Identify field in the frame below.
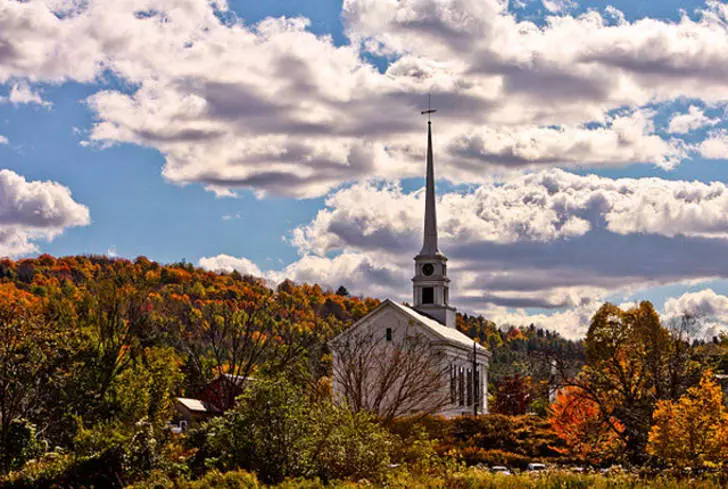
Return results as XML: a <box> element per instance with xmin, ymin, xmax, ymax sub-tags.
<box><xmin>126</xmin><ymin>468</ymin><xmax>728</xmax><ymax>489</ymax></box>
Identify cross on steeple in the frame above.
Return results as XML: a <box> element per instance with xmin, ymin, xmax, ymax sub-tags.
<box><xmin>421</xmin><ymin>93</ymin><xmax>437</xmax><ymax>122</ymax></box>
<box><xmin>419</xmin><ymin>94</ymin><xmax>439</xmax><ymax>257</ymax></box>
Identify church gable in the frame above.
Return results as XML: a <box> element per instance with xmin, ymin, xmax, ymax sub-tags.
<box><xmin>329</xmin><ymin>299</ymin><xmax>443</xmax><ymax>348</ymax></box>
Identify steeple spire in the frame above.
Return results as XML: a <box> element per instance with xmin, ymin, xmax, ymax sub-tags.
<box><xmin>413</xmin><ymin>97</ymin><xmax>456</xmax><ymax>328</ymax></box>
<box><xmin>420</xmin><ymin>120</ymin><xmax>440</xmax><ymax>256</ymax></box>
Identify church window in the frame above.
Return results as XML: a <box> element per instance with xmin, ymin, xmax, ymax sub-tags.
<box><xmin>458</xmin><ymin>367</ymin><xmax>465</xmax><ymax>406</ymax></box>
<box><xmin>474</xmin><ymin>367</ymin><xmax>480</xmax><ymax>408</ymax></box>
<box><xmin>386</xmin><ymin>328</ymin><xmax>392</xmax><ymax>342</ymax></box>
<box><xmin>444</xmin><ymin>288</ymin><xmax>449</xmax><ymax>304</ymax></box>
<box><xmin>422</xmin><ymin>287</ymin><xmax>434</xmax><ymax>304</ymax></box>
<box><xmin>467</xmin><ymin>368</ymin><xmax>473</xmax><ymax>406</ymax></box>
<box><xmin>450</xmin><ymin>365</ymin><xmax>457</xmax><ymax>404</ymax></box>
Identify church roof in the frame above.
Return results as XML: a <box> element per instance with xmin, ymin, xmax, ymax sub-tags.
<box><xmin>386</xmin><ymin>300</ymin><xmax>488</xmax><ymax>354</ymax></box>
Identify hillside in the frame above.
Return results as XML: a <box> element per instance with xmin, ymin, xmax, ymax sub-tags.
<box><xmin>0</xmin><ymin>254</ymin><xmax>583</xmax><ymax>418</ymax></box>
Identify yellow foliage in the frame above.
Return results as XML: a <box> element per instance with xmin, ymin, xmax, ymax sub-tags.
<box><xmin>648</xmin><ymin>371</ymin><xmax>728</xmax><ymax>467</ymax></box>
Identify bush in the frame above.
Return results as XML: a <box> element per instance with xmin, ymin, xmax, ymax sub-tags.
<box><xmin>0</xmin><ymin>418</ymin><xmax>43</xmax><ymax>473</ymax></box>
<box><xmin>390</xmin><ymin>414</ymin><xmax>564</xmax><ymax>469</ymax></box>
<box><xmin>182</xmin><ymin>469</ymin><xmax>260</xmax><ymax>489</ymax></box>
<box><xmin>1</xmin><ymin>447</ymin><xmax>125</xmax><ymax>489</ymax></box>
<box><xmin>188</xmin><ymin>377</ymin><xmax>395</xmax><ymax>484</ymax></box>
<box><xmin>311</xmin><ymin>404</ymin><xmax>393</xmax><ymax>482</ymax></box>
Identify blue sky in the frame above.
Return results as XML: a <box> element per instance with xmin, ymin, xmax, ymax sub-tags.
<box><xmin>3</xmin><ymin>0</ymin><xmax>728</xmax><ymax>337</ymax></box>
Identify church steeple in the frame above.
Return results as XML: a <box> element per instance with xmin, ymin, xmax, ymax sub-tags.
<box><xmin>421</xmin><ymin>120</ymin><xmax>440</xmax><ymax>256</ymax></box>
<box><xmin>412</xmin><ymin>107</ymin><xmax>456</xmax><ymax>328</ymax></box>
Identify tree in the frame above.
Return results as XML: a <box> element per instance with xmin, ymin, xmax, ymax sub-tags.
<box><xmin>0</xmin><ymin>284</ymin><xmax>59</xmax><ymax>469</ymax></box>
<box><xmin>556</xmin><ymin>302</ymin><xmax>699</xmax><ymax>464</ymax></box>
<box><xmin>549</xmin><ymin>387</ymin><xmax>625</xmax><ymax>465</ymax></box>
<box><xmin>331</xmin><ymin>325</ymin><xmax>449</xmax><ymax>422</ymax></box>
<box><xmin>648</xmin><ymin>371</ymin><xmax>728</xmax><ymax>467</ymax></box>
<box><xmin>335</xmin><ymin>286</ymin><xmax>350</xmax><ymax>297</ymax></box>
<box><xmin>177</xmin><ymin>300</ymin><xmax>277</xmax><ymax>408</ymax></box>
<box><xmin>188</xmin><ymin>377</ymin><xmax>392</xmax><ymax>484</ymax></box>
<box><xmin>491</xmin><ymin>375</ymin><xmax>533</xmax><ymax>415</ymax></box>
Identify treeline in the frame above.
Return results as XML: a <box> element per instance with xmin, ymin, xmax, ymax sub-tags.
<box><xmin>0</xmin><ymin>254</ymin><xmax>379</xmax><ymax>478</ymax></box>
<box><xmin>4</xmin><ymin>254</ymin><xmax>688</xmax><ymax>488</ymax></box>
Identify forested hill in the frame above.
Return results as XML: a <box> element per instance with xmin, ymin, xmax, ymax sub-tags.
<box><xmin>0</xmin><ymin>254</ymin><xmax>583</xmax><ymax>405</ymax></box>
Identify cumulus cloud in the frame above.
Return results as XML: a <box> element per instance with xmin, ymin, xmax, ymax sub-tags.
<box><xmin>699</xmin><ymin>130</ymin><xmax>728</xmax><ymax>159</ymax></box>
<box><xmin>200</xmin><ymin>169</ymin><xmax>728</xmax><ymax>337</ymax></box>
<box><xmin>0</xmin><ymin>135</ymin><xmax>7</xmax><ymax>145</ymax></box>
<box><xmin>3</xmin><ymin>0</ymin><xmax>728</xmax><ymax>196</ymax></box>
<box><xmin>542</xmin><ymin>0</ymin><xmax>576</xmax><ymax>14</ymax></box>
<box><xmin>668</xmin><ymin>105</ymin><xmax>720</xmax><ymax>134</ymax></box>
<box><xmin>0</xmin><ymin>82</ymin><xmax>51</xmax><ymax>107</ymax></box>
<box><xmin>0</xmin><ymin>169</ymin><xmax>90</xmax><ymax>256</ymax></box>
<box><xmin>197</xmin><ymin>254</ymin><xmax>263</xmax><ymax>277</ymax></box>
<box><xmin>664</xmin><ymin>288</ymin><xmax>728</xmax><ymax>338</ymax></box>
<box><xmin>288</xmin><ymin>169</ymin><xmax>728</xmax><ymax>313</ymax></box>
<box><xmin>449</xmin><ymin>110</ymin><xmax>686</xmax><ymax>172</ymax></box>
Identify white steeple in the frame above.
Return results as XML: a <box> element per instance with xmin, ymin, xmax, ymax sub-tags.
<box><xmin>420</xmin><ymin>120</ymin><xmax>440</xmax><ymax>256</ymax></box>
<box><xmin>412</xmin><ymin>110</ymin><xmax>456</xmax><ymax>328</ymax></box>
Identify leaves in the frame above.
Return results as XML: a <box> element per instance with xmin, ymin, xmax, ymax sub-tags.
<box><xmin>648</xmin><ymin>371</ymin><xmax>728</xmax><ymax>467</ymax></box>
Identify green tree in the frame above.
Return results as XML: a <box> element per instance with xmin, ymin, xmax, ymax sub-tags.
<box><xmin>189</xmin><ymin>377</ymin><xmax>393</xmax><ymax>484</ymax></box>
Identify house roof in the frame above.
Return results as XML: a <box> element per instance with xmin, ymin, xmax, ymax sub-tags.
<box><xmin>386</xmin><ymin>300</ymin><xmax>488</xmax><ymax>354</ymax></box>
<box><xmin>176</xmin><ymin>397</ymin><xmax>214</xmax><ymax>413</ymax></box>
<box><xmin>331</xmin><ymin>298</ymin><xmax>489</xmax><ymax>356</ymax></box>
<box><xmin>221</xmin><ymin>373</ymin><xmax>252</xmax><ymax>385</ymax></box>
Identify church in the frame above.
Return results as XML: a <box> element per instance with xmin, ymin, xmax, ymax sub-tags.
<box><xmin>330</xmin><ymin>116</ymin><xmax>490</xmax><ymax>418</ymax></box>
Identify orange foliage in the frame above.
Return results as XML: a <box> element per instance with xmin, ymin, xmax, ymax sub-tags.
<box><xmin>549</xmin><ymin>387</ymin><xmax>625</xmax><ymax>465</ymax></box>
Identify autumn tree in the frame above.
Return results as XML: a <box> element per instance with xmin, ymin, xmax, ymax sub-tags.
<box><xmin>555</xmin><ymin>302</ymin><xmax>702</xmax><ymax>464</ymax></box>
<box><xmin>0</xmin><ymin>285</ymin><xmax>55</xmax><ymax>472</ymax></box>
<box><xmin>69</xmin><ymin>276</ymin><xmax>152</xmax><ymax>424</ymax></box>
<box><xmin>648</xmin><ymin>371</ymin><xmax>728</xmax><ymax>467</ymax></box>
<box><xmin>331</xmin><ymin>325</ymin><xmax>449</xmax><ymax>422</ymax></box>
<box><xmin>549</xmin><ymin>387</ymin><xmax>625</xmax><ymax>465</ymax></box>
<box><xmin>176</xmin><ymin>299</ymin><xmax>277</xmax><ymax>408</ymax></box>
<box><xmin>491</xmin><ymin>374</ymin><xmax>534</xmax><ymax>415</ymax></box>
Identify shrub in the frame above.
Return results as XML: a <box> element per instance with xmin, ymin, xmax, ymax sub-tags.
<box><xmin>188</xmin><ymin>377</ymin><xmax>395</xmax><ymax>484</ymax></box>
<box><xmin>181</xmin><ymin>469</ymin><xmax>260</xmax><ymax>489</ymax></box>
<box><xmin>0</xmin><ymin>418</ymin><xmax>43</xmax><ymax>473</ymax></box>
<box><xmin>311</xmin><ymin>403</ymin><xmax>393</xmax><ymax>482</ymax></box>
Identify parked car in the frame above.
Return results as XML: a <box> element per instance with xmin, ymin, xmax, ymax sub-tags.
<box><xmin>490</xmin><ymin>466</ymin><xmax>513</xmax><ymax>475</ymax></box>
<box><xmin>527</xmin><ymin>463</ymin><xmax>547</xmax><ymax>472</ymax></box>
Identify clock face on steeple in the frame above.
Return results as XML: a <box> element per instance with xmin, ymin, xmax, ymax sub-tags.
<box><xmin>422</xmin><ymin>263</ymin><xmax>435</xmax><ymax>276</ymax></box>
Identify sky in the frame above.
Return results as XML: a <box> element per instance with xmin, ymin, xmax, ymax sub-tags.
<box><xmin>3</xmin><ymin>0</ymin><xmax>728</xmax><ymax>338</ymax></box>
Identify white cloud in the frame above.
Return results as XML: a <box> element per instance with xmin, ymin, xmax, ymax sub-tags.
<box><xmin>198</xmin><ymin>254</ymin><xmax>263</xmax><ymax>277</ymax></box>
<box><xmin>200</xmin><ymin>169</ymin><xmax>728</xmax><ymax>338</ymax></box>
<box><xmin>287</xmin><ymin>169</ymin><xmax>728</xmax><ymax>312</ymax></box>
<box><xmin>663</xmin><ymin>288</ymin><xmax>728</xmax><ymax>338</ymax></box>
<box><xmin>542</xmin><ymin>0</ymin><xmax>576</xmax><ymax>14</ymax></box>
<box><xmin>0</xmin><ymin>82</ymin><xmax>51</xmax><ymax>107</ymax></box>
<box><xmin>449</xmin><ymin>109</ymin><xmax>686</xmax><ymax>172</ymax></box>
<box><xmin>0</xmin><ymin>169</ymin><xmax>90</xmax><ymax>257</ymax></box>
<box><xmin>668</xmin><ymin>105</ymin><xmax>720</xmax><ymax>134</ymax></box>
<box><xmin>0</xmin><ymin>135</ymin><xmax>7</xmax><ymax>145</ymax></box>
<box><xmin>699</xmin><ymin>130</ymin><xmax>728</xmax><ymax>159</ymax></box>
<box><xmin>4</xmin><ymin>1</ymin><xmax>728</xmax><ymax>195</ymax></box>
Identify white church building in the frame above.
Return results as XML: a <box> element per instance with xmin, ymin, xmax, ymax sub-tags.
<box><xmin>330</xmin><ymin>117</ymin><xmax>490</xmax><ymax>418</ymax></box>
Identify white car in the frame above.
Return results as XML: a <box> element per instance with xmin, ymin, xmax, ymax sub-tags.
<box><xmin>490</xmin><ymin>466</ymin><xmax>513</xmax><ymax>475</ymax></box>
<box><xmin>527</xmin><ymin>463</ymin><xmax>547</xmax><ymax>472</ymax></box>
